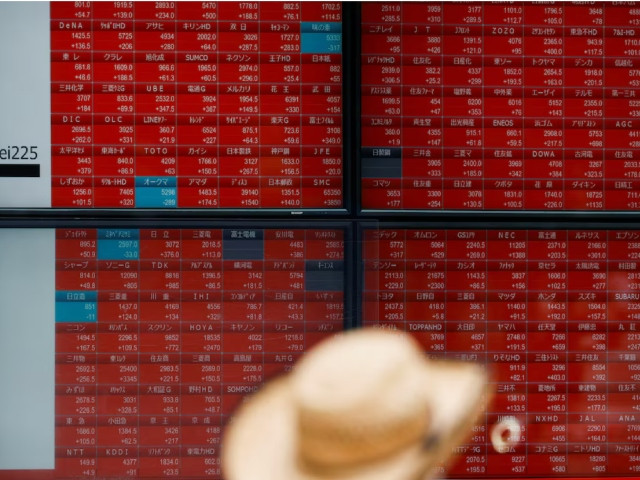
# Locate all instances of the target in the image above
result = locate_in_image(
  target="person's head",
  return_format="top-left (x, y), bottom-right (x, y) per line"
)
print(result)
top-left (222, 328), bottom-right (488, 480)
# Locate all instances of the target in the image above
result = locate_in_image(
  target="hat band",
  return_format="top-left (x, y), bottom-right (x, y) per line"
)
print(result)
top-left (298, 407), bottom-right (431, 469)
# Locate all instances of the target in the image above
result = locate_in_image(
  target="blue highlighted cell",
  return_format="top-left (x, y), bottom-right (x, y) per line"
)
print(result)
top-left (301, 22), bottom-right (342, 33)
top-left (98, 239), bottom-right (139, 260)
top-left (305, 261), bottom-right (344, 291)
top-left (55, 291), bottom-right (98, 302)
top-left (55, 299), bottom-right (97, 323)
top-left (135, 177), bottom-right (178, 208)
top-left (223, 240), bottom-right (264, 260)
top-left (135, 177), bottom-right (178, 188)
top-left (98, 229), bottom-right (139, 240)
top-left (305, 271), bottom-right (344, 291)
top-left (97, 229), bottom-right (139, 259)
top-left (135, 189), bottom-right (177, 208)
top-left (301, 33), bottom-right (342, 54)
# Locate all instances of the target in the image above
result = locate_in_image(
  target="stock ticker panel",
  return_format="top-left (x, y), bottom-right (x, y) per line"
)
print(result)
top-left (54, 227), bottom-right (344, 478)
top-left (362, 228), bottom-right (640, 477)
top-left (51, 2), bottom-right (343, 208)
top-left (361, 2), bottom-right (640, 211)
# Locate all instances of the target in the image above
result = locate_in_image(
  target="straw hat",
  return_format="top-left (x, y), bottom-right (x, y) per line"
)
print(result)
top-left (222, 328), bottom-right (488, 480)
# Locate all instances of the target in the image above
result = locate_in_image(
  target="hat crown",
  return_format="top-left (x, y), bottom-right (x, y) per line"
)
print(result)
top-left (292, 330), bottom-right (431, 468)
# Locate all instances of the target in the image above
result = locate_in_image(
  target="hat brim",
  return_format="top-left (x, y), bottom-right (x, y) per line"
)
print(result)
top-left (222, 359), bottom-right (488, 480)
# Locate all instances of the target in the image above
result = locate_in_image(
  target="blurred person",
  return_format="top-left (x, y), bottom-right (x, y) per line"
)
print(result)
top-left (222, 328), bottom-right (489, 480)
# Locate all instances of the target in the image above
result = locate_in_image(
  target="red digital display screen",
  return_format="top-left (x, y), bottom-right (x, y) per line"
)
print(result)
top-left (361, 2), bottom-right (640, 211)
top-left (53, 227), bottom-right (344, 478)
top-left (363, 227), bottom-right (640, 477)
top-left (51, 2), bottom-right (343, 209)
top-left (5, 3), bottom-right (640, 480)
